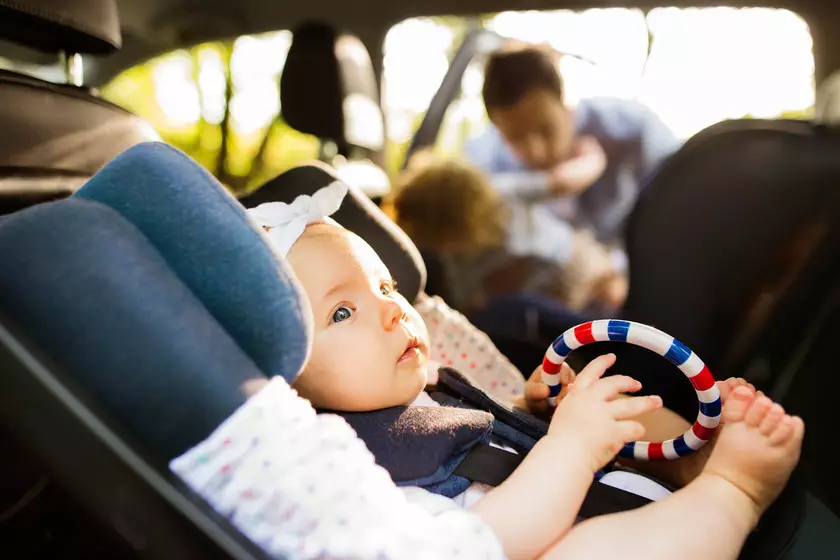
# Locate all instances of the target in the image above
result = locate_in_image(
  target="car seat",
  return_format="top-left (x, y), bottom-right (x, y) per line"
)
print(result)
top-left (0, 0), bottom-right (158, 216)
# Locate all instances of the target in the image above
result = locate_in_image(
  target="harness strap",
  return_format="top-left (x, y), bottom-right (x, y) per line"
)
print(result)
top-left (454, 444), bottom-right (653, 518)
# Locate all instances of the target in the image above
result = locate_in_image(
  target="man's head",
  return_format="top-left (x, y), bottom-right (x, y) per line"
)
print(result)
top-left (394, 153), bottom-right (507, 254)
top-left (287, 222), bottom-right (430, 411)
top-left (482, 44), bottom-right (575, 170)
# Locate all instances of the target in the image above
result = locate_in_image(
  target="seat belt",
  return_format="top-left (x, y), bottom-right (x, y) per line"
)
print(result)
top-left (454, 444), bottom-right (653, 517)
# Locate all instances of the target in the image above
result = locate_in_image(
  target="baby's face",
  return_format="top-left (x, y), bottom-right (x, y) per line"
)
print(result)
top-left (287, 223), bottom-right (430, 411)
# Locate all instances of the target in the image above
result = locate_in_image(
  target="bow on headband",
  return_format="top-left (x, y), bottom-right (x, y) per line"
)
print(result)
top-left (247, 181), bottom-right (348, 256)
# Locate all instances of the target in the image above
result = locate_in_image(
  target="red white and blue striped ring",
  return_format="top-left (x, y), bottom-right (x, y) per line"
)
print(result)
top-left (542, 320), bottom-right (721, 461)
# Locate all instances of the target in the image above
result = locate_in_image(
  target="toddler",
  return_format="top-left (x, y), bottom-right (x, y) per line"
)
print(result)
top-left (393, 153), bottom-right (626, 313)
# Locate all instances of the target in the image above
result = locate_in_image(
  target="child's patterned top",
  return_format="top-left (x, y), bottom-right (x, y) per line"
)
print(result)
top-left (414, 294), bottom-right (524, 401)
top-left (171, 376), bottom-right (505, 560)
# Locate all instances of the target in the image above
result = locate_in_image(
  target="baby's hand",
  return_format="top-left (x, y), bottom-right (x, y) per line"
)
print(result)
top-left (513, 363), bottom-right (576, 418)
top-left (547, 354), bottom-right (663, 473)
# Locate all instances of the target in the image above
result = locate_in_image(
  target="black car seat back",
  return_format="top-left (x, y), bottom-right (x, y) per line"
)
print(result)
top-left (624, 120), bottom-right (840, 375)
top-left (0, 0), bottom-right (157, 216)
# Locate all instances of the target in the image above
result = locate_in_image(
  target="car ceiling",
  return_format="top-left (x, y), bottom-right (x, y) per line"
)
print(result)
top-left (5, 0), bottom-right (840, 85)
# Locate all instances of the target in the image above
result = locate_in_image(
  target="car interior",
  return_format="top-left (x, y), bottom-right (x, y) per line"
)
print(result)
top-left (4, 0), bottom-right (840, 557)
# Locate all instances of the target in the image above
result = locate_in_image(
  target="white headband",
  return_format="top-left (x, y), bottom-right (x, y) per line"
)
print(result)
top-left (247, 181), bottom-right (348, 256)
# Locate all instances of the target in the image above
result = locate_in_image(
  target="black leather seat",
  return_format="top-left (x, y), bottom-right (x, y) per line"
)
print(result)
top-left (0, 0), bottom-right (157, 216)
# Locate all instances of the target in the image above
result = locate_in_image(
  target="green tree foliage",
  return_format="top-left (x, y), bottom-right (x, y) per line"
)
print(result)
top-left (101, 36), bottom-right (320, 195)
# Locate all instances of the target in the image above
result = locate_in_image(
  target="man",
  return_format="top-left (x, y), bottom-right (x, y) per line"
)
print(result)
top-left (466, 43), bottom-right (681, 251)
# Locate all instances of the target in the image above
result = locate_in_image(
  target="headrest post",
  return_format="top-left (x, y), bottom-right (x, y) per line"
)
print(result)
top-left (59, 51), bottom-right (84, 87)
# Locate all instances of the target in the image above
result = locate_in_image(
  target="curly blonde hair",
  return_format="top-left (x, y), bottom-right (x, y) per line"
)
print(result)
top-left (393, 152), bottom-right (508, 254)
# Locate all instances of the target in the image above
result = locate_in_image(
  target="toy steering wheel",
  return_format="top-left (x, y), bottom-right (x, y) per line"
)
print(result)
top-left (542, 320), bottom-right (721, 461)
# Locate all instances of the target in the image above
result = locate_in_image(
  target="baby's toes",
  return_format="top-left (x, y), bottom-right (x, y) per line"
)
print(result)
top-left (723, 386), bottom-right (755, 423)
top-left (719, 377), bottom-right (748, 401)
top-left (745, 395), bottom-right (775, 427)
top-left (759, 403), bottom-right (786, 436)
top-left (734, 377), bottom-right (757, 394)
top-left (769, 416), bottom-right (796, 446)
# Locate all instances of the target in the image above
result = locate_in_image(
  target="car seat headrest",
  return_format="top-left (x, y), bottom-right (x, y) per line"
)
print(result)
top-left (239, 162), bottom-right (427, 301)
top-left (0, 198), bottom-right (271, 459)
top-left (280, 20), bottom-right (384, 154)
top-left (0, 0), bottom-right (121, 55)
top-left (75, 142), bottom-right (313, 380)
top-left (0, 70), bottom-right (160, 215)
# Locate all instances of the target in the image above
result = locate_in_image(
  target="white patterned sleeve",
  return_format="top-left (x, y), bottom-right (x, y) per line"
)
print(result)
top-left (170, 377), bottom-right (506, 560)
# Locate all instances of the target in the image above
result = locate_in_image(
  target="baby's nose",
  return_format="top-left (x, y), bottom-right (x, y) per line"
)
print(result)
top-left (381, 298), bottom-right (405, 328)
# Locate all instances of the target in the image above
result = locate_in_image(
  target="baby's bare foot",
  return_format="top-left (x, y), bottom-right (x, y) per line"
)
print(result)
top-left (670, 377), bottom-right (755, 485)
top-left (702, 387), bottom-right (804, 515)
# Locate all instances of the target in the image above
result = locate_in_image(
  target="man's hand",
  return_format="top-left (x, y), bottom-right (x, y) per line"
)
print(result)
top-left (547, 354), bottom-right (663, 473)
top-left (548, 135), bottom-right (607, 196)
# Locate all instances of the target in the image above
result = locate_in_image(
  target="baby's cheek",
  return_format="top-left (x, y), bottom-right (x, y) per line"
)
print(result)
top-left (405, 305), bottom-right (430, 341)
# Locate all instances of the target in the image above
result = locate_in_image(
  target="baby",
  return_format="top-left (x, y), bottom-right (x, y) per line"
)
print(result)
top-left (250, 182), bottom-right (804, 560)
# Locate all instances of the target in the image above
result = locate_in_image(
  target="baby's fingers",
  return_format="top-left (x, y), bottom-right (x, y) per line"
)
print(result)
top-left (616, 420), bottom-right (646, 443)
top-left (610, 395), bottom-right (663, 420)
top-left (591, 374), bottom-right (642, 400)
top-left (525, 379), bottom-right (550, 402)
top-left (559, 362), bottom-right (576, 385)
top-left (574, 354), bottom-right (616, 388)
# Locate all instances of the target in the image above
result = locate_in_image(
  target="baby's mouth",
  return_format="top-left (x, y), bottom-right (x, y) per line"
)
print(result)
top-left (398, 336), bottom-right (422, 363)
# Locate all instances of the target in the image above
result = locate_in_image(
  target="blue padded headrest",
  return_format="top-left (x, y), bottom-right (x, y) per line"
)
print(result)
top-left (75, 142), bottom-right (311, 381)
top-left (0, 198), bottom-right (270, 459)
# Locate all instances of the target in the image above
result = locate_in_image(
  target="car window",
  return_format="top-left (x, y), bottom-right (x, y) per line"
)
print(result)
top-left (383, 7), bottom-right (815, 168)
top-left (101, 31), bottom-right (320, 193)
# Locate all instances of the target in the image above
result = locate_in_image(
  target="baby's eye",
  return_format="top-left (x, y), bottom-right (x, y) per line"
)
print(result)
top-left (380, 279), bottom-right (398, 296)
top-left (331, 305), bottom-right (354, 323)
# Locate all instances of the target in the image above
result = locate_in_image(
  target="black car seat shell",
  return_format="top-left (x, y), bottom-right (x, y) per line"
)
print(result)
top-left (0, 0), bottom-right (158, 216)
